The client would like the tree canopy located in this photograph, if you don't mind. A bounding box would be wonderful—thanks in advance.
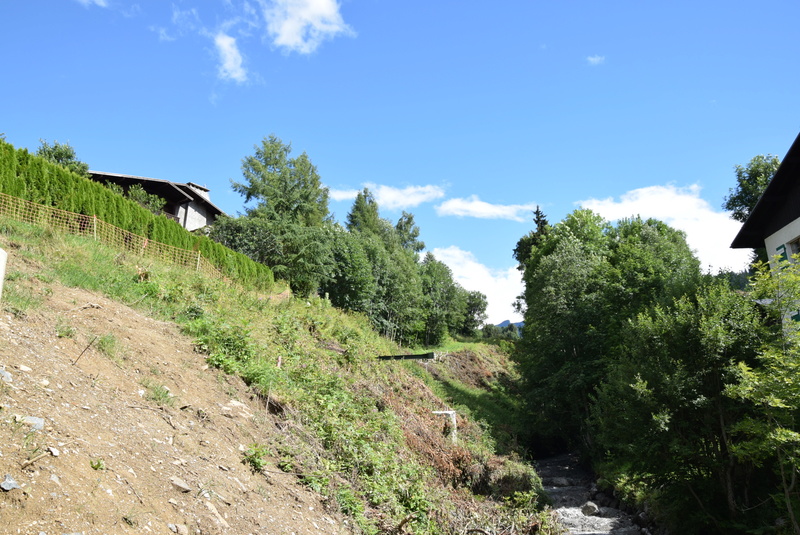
[515,210,701,450]
[35,139,90,178]
[213,134,488,341]
[513,199,800,532]
[722,154,780,223]
[233,134,330,226]
[212,135,333,296]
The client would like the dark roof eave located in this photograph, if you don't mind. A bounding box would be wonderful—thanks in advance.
[730,131,800,249]
[89,171,225,216]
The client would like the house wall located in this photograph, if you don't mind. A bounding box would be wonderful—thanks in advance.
[765,218,800,267]
[177,202,214,231]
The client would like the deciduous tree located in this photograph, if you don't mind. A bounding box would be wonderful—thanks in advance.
[35,139,90,178]
[723,154,780,223]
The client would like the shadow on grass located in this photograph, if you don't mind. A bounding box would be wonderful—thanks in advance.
[436,376,527,456]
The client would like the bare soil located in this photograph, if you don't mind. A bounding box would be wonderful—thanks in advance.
[0,269,352,534]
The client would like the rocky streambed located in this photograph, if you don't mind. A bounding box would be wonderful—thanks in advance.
[535,454,656,535]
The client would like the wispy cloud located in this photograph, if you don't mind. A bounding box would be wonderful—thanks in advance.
[436,195,537,222]
[366,183,445,211]
[74,0,108,6]
[579,184,751,273]
[121,4,142,18]
[214,33,248,83]
[586,55,605,66]
[150,26,176,42]
[260,0,354,54]
[329,188,360,202]
[173,6,201,33]
[433,246,523,325]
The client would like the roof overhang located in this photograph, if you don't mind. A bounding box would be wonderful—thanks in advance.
[731,132,800,249]
[89,171,226,218]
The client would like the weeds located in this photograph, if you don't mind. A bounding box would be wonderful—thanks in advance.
[96,333,119,360]
[242,443,270,472]
[140,378,174,407]
[90,458,106,471]
[55,317,76,338]
[2,278,45,318]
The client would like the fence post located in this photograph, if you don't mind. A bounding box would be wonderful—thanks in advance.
[196,251,201,272]
[92,215,97,241]
[432,410,457,443]
[0,247,7,303]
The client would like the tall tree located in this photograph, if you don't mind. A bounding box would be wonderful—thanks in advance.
[319,225,377,314]
[346,188,382,235]
[458,290,489,337]
[727,259,800,535]
[515,210,701,451]
[723,154,781,223]
[35,139,90,178]
[419,253,459,346]
[233,134,330,226]
[395,211,425,253]
[513,206,551,271]
[592,279,765,532]
[213,135,333,296]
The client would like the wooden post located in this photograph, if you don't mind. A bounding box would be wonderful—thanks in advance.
[433,410,457,443]
[196,251,201,271]
[92,215,97,241]
[0,247,6,303]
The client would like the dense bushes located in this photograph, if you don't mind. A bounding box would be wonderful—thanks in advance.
[0,140,272,289]
[516,208,800,533]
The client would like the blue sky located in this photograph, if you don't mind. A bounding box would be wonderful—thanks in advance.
[2,0,798,324]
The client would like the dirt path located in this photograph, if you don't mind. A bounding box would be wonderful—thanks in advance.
[535,454,644,535]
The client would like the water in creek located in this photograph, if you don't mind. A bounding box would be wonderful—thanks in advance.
[535,453,650,535]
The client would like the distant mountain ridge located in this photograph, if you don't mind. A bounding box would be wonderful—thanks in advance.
[496,320,524,328]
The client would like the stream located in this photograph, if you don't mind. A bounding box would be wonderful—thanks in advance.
[535,454,652,535]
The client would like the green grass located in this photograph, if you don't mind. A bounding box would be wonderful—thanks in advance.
[140,378,174,407]
[55,317,76,338]
[95,333,120,360]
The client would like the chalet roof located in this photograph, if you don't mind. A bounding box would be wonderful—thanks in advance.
[731,132,800,249]
[88,171,226,217]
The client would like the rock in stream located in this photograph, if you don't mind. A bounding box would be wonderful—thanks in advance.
[536,453,642,535]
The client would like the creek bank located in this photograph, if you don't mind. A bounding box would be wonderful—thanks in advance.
[535,454,658,535]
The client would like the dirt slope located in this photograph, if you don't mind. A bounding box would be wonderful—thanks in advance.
[0,276,352,534]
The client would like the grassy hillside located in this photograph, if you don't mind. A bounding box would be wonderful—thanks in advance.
[0,217,560,534]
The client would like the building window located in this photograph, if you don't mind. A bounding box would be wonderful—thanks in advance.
[790,238,800,258]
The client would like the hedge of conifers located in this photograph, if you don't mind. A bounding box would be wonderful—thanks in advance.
[0,140,273,289]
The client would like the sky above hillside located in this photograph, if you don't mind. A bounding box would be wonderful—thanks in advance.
[2,0,798,324]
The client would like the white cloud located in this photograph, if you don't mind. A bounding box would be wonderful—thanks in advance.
[74,0,108,6]
[367,183,445,211]
[329,188,359,202]
[436,195,537,222]
[150,26,176,42]
[587,55,605,66]
[260,0,354,54]
[433,246,523,325]
[214,33,248,83]
[579,184,751,273]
